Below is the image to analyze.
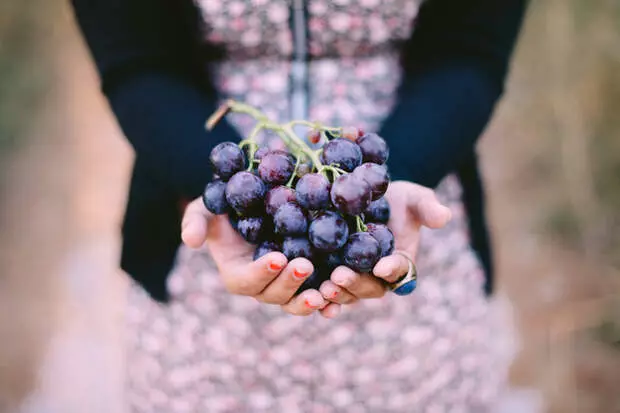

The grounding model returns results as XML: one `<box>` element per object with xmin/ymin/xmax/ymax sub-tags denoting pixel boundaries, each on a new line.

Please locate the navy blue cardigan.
<box><xmin>70</xmin><ymin>0</ymin><xmax>528</xmax><ymax>302</ymax></box>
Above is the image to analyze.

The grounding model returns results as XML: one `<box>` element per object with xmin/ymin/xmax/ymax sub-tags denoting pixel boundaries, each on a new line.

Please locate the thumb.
<box><xmin>404</xmin><ymin>184</ymin><xmax>452</xmax><ymax>229</ymax></box>
<box><xmin>181</xmin><ymin>197</ymin><xmax>213</xmax><ymax>248</ymax></box>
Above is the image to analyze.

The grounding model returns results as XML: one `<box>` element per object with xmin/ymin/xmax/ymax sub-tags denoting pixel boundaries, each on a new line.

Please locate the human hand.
<box><xmin>181</xmin><ymin>198</ymin><xmax>341</xmax><ymax>318</ymax></box>
<box><xmin>319</xmin><ymin>181</ymin><xmax>452</xmax><ymax>305</ymax></box>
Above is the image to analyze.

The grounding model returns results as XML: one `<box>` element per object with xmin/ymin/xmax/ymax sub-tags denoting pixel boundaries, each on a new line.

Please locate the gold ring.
<box><xmin>387</xmin><ymin>250</ymin><xmax>417</xmax><ymax>296</ymax></box>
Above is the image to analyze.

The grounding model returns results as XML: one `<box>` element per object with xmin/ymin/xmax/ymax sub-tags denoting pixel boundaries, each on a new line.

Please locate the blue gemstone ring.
<box><xmin>387</xmin><ymin>251</ymin><xmax>417</xmax><ymax>296</ymax></box>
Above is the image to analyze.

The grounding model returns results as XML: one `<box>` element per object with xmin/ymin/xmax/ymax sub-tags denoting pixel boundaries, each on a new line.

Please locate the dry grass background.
<box><xmin>0</xmin><ymin>1</ymin><xmax>619</xmax><ymax>412</ymax></box>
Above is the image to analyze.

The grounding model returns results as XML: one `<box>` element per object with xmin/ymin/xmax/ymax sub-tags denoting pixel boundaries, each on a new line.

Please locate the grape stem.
<box><xmin>286</xmin><ymin>156</ymin><xmax>302</xmax><ymax>187</ymax></box>
<box><xmin>206</xmin><ymin>100</ymin><xmax>344</xmax><ymax>172</ymax></box>
<box><xmin>355</xmin><ymin>215</ymin><xmax>368</xmax><ymax>233</ymax></box>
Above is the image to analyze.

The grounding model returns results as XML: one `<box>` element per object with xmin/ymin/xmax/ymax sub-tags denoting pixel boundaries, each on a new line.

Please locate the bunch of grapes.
<box><xmin>202</xmin><ymin>100</ymin><xmax>394</xmax><ymax>294</ymax></box>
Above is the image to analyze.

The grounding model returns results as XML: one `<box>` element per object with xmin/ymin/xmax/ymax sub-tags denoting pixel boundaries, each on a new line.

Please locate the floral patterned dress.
<box><xmin>125</xmin><ymin>1</ymin><xmax>517</xmax><ymax>412</ymax></box>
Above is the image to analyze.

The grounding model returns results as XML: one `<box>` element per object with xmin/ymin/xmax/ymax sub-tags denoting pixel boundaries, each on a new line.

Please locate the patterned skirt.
<box><xmin>124</xmin><ymin>176</ymin><xmax>518</xmax><ymax>413</ymax></box>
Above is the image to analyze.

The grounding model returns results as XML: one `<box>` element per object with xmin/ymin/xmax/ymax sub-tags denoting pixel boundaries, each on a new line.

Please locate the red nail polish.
<box><xmin>305</xmin><ymin>299</ymin><xmax>317</xmax><ymax>308</ymax></box>
<box><xmin>293</xmin><ymin>269</ymin><xmax>309</xmax><ymax>279</ymax></box>
<box><xmin>269</xmin><ymin>262</ymin><xmax>283</xmax><ymax>271</ymax></box>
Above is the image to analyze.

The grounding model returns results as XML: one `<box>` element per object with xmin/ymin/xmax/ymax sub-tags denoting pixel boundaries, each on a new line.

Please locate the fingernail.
<box><xmin>305</xmin><ymin>298</ymin><xmax>320</xmax><ymax>309</ymax></box>
<box><xmin>269</xmin><ymin>262</ymin><xmax>283</xmax><ymax>271</ymax></box>
<box><xmin>293</xmin><ymin>268</ymin><xmax>309</xmax><ymax>279</ymax></box>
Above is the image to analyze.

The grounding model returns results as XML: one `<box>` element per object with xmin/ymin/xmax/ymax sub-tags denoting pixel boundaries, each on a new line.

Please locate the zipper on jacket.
<box><xmin>289</xmin><ymin>0</ymin><xmax>310</xmax><ymax>124</ymax></box>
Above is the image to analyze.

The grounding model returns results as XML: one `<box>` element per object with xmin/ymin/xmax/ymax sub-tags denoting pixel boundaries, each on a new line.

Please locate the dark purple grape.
<box><xmin>354</xmin><ymin>163</ymin><xmax>390</xmax><ymax>200</ymax></box>
<box><xmin>237</xmin><ymin>217</ymin><xmax>264</xmax><ymax>244</ymax></box>
<box><xmin>365</xmin><ymin>197</ymin><xmax>390</xmax><ymax>223</ymax></box>
<box><xmin>308</xmin><ymin>211</ymin><xmax>349</xmax><ymax>252</ymax></box>
<box><xmin>265</xmin><ymin>186</ymin><xmax>296</xmax><ymax>216</ymax></box>
<box><xmin>258</xmin><ymin>152</ymin><xmax>295</xmax><ymax>186</ymax></box>
<box><xmin>202</xmin><ymin>180</ymin><xmax>229</xmax><ymax>215</ymax></box>
<box><xmin>296</xmin><ymin>162</ymin><xmax>312</xmax><ymax>178</ymax></box>
<box><xmin>253</xmin><ymin>240</ymin><xmax>281</xmax><ymax>261</ymax></box>
<box><xmin>320</xmin><ymin>138</ymin><xmax>362</xmax><ymax>172</ymax></box>
<box><xmin>295</xmin><ymin>267</ymin><xmax>330</xmax><ymax>294</ymax></box>
<box><xmin>273</xmin><ymin>202</ymin><xmax>308</xmax><ymax>235</ymax></box>
<box><xmin>254</xmin><ymin>146</ymin><xmax>270</xmax><ymax>161</ymax></box>
<box><xmin>210</xmin><ymin>142</ymin><xmax>246</xmax><ymax>180</ymax></box>
<box><xmin>225</xmin><ymin>171</ymin><xmax>266</xmax><ymax>215</ymax></box>
<box><xmin>330</xmin><ymin>173</ymin><xmax>372</xmax><ymax>216</ymax></box>
<box><xmin>357</xmin><ymin>133</ymin><xmax>389</xmax><ymax>165</ymax></box>
<box><xmin>282</xmin><ymin>237</ymin><xmax>313</xmax><ymax>261</ymax></box>
<box><xmin>322</xmin><ymin>252</ymin><xmax>343</xmax><ymax>271</ymax></box>
<box><xmin>295</xmin><ymin>173</ymin><xmax>331</xmax><ymax>210</ymax></box>
<box><xmin>366</xmin><ymin>223</ymin><xmax>394</xmax><ymax>257</ymax></box>
<box><xmin>343</xmin><ymin>232</ymin><xmax>380</xmax><ymax>273</ymax></box>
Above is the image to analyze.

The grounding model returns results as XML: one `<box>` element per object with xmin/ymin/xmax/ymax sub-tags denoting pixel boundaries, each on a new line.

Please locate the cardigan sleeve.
<box><xmin>70</xmin><ymin>0</ymin><xmax>240</xmax><ymax>199</ymax></box>
<box><xmin>380</xmin><ymin>0</ymin><xmax>528</xmax><ymax>187</ymax></box>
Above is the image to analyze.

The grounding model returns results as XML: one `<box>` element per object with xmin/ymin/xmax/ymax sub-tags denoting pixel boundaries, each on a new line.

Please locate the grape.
<box><xmin>308</xmin><ymin>211</ymin><xmax>349</xmax><ymax>252</ymax></box>
<box><xmin>254</xmin><ymin>240</ymin><xmax>281</xmax><ymax>260</ymax></box>
<box><xmin>282</xmin><ymin>237</ymin><xmax>313</xmax><ymax>261</ymax></box>
<box><xmin>237</xmin><ymin>217</ymin><xmax>265</xmax><ymax>244</ymax></box>
<box><xmin>210</xmin><ymin>142</ymin><xmax>246</xmax><ymax>180</ymax></box>
<box><xmin>202</xmin><ymin>180</ymin><xmax>229</xmax><ymax>214</ymax></box>
<box><xmin>357</xmin><ymin>133</ymin><xmax>389</xmax><ymax>165</ymax></box>
<box><xmin>366</xmin><ymin>223</ymin><xmax>394</xmax><ymax>257</ymax></box>
<box><xmin>343</xmin><ymin>232</ymin><xmax>381</xmax><ymax>273</ymax></box>
<box><xmin>254</xmin><ymin>146</ymin><xmax>270</xmax><ymax>161</ymax></box>
<box><xmin>322</xmin><ymin>251</ymin><xmax>343</xmax><ymax>271</ymax></box>
<box><xmin>330</xmin><ymin>173</ymin><xmax>372</xmax><ymax>216</ymax></box>
<box><xmin>296</xmin><ymin>162</ymin><xmax>312</xmax><ymax>178</ymax></box>
<box><xmin>265</xmin><ymin>186</ymin><xmax>296</xmax><ymax>216</ymax></box>
<box><xmin>342</xmin><ymin>126</ymin><xmax>361</xmax><ymax>142</ymax></box>
<box><xmin>225</xmin><ymin>171</ymin><xmax>266</xmax><ymax>215</ymax></box>
<box><xmin>320</xmin><ymin>138</ymin><xmax>362</xmax><ymax>172</ymax></box>
<box><xmin>308</xmin><ymin>129</ymin><xmax>322</xmax><ymax>144</ymax></box>
<box><xmin>365</xmin><ymin>197</ymin><xmax>390</xmax><ymax>223</ymax></box>
<box><xmin>273</xmin><ymin>202</ymin><xmax>308</xmax><ymax>236</ymax></box>
<box><xmin>353</xmin><ymin>163</ymin><xmax>390</xmax><ymax>200</ymax></box>
<box><xmin>258</xmin><ymin>152</ymin><xmax>295</xmax><ymax>186</ymax></box>
<box><xmin>295</xmin><ymin>173</ymin><xmax>331</xmax><ymax>210</ymax></box>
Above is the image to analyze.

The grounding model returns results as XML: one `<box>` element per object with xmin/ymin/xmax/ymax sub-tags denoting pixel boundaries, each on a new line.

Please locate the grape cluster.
<box><xmin>202</xmin><ymin>101</ymin><xmax>395</xmax><ymax>294</ymax></box>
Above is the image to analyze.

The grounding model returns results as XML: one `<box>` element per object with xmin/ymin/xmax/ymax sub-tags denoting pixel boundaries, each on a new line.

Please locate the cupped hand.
<box><xmin>181</xmin><ymin>198</ymin><xmax>341</xmax><ymax>319</ymax></box>
<box><xmin>321</xmin><ymin>181</ymin><xmax>452</xmax><ymax>305</ymax></box>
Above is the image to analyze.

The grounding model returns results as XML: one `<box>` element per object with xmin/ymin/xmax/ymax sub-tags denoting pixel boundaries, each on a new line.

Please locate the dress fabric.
<box><xmin>125</xmin><ymin>1</ymin><xmax>517</xmax><ymax>411</ymax></box>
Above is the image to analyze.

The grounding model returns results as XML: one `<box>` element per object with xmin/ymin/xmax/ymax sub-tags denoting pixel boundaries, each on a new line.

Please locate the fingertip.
<box><xmin>319</xmin><ymin>280</ymin><xmax>340</xmax><ymax>300</ymax></box>
<box><xmin>372</xmin><ymin>256</ymin><xmax>393</xmax><ymax>278</ymax></box>
<box><xmin>181</xmin><ymin>222</ymin><xmax>206</xmax><ymax>249</ymax></box>
<box><xmin>419</xmin><ymin>199</ymin><xmax>452</xmax><ymax>229</ymax></box>
<box><xmin>331</xmin><ymin>266</ymin><xmax>358</xmax><ymax>288</ymax></box>
<box><xmin>289</xmin><ymin>257</ymin><xmax>315</xmax><ymax>277</ymax></box>
<box><xmin>301</xmin><ymin>289</ymin><xmax>325</xmax><ymax>309</ymax></box>
<box><xmin>256</xmin><ymin>251</ymin><xmax>288</xmax><ymax>272</ymax></box>
<box><xmin>320</xmin><ymin>303</ymin><xmax>342</xmax><ymax>319</ymax></box>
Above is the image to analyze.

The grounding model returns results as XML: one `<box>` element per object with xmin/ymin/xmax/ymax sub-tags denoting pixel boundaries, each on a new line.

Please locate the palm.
<box><xmin>205</xmin><ymin>215</ymin><xmax>255</xmax><ymax>268</ymax></box>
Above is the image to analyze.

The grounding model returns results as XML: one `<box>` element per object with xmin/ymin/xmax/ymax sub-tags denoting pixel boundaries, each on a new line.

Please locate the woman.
<box><xmin>71</xmin><ymin>0</ymin><xmax>528</xmax><ymax>411</ymax></box>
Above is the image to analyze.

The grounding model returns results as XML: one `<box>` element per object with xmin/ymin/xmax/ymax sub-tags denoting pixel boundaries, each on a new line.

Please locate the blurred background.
<box><xmin>0</xmin><ymin>0</ymin><xmax>619</xmax><ymax>412</ymax></box>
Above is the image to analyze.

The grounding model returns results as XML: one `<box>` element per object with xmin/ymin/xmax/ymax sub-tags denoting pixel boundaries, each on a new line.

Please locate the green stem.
<box><xmin>286</xmin><ymin>156</ymin><xmax>302</xmax><ymax>187</ymax></box>
<box><xmin>281</xmin><ymin>124</ymin><xmax>323</xmax><ymax>171</ymax></box>
<box><xmin>355</xmin><ymin>215</ymin><xmax>368</xmax><ymax>233</ymax></box>
<box><xmin>208</xmin><ymin>100</ymin><xmax>326</xmax><ymax>171</ymax></box>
